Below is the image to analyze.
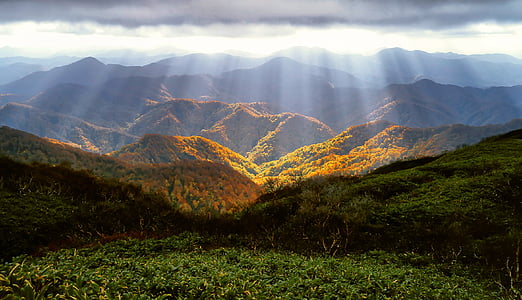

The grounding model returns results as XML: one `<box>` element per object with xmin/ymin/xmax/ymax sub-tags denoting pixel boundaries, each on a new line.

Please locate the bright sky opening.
<box><xmin>0</xmin><ymin>0</ymin><xmax>521</xmax><ymax>58</ymax></box>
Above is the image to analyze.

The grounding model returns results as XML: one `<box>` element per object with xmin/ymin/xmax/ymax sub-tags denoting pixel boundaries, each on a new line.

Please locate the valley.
<box><xmin>1</xmin><ymin>47</ymin><xmax>522</xmax><ymax>298</ymax></box>
<box><xmin>3</xmin><ymin>0</ymin><xmax>522</xmax><ymax>297</ymax></box>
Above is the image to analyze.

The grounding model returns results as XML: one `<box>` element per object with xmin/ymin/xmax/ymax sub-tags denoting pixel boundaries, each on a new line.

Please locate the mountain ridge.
<box><xmin>0</xmin><ymin>126</ymin><xmax>260</xmax><ymax>213</ymax></box>
<box><xmin>260</xmin><ymin>118</ymin><xmax>522</xmax><ymax>177</ymax></box>
<box><xmin>109</xmin><ymin>134</ymin><xmax>260</xmax><ymax>178</ymax></box>
<box><xmin>2</xmin><ymin>51</ymin><xmax>522</xmax><ymax>133</ymax></box>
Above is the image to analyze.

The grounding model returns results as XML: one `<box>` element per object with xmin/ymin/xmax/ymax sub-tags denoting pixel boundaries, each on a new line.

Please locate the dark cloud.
<box><xmin>0</xmin><ymin>0</ymin><xmax>520</xmax><ymax>29</ymax></box>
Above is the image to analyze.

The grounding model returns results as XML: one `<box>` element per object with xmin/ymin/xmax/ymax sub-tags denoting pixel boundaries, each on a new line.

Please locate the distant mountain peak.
<box><xmin>376</xmin><ymin>47</ymin><xmax>407</xmax><ymax>55</ymax></box>
<box><xmin>70</xmin><ymin>56</ymin><xmax>105</xmax><ymax>67</ymax></box>
<box><xmin>376</xmin><ymin>47</ymin><xmax>430</xmax><ymax>57</ymax></box>
<box><xmin>262</xmin><ymin>56</ymin><xmax>301</xmax><ymax>67</ymax></box>
<box><xmin>411</xmin><ymin>78</ymin><xmax>438</xmax><ymax>86</ymax></box>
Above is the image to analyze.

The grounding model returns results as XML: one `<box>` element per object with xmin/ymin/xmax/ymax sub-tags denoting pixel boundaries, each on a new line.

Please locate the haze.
<box><xmin>1</xmin><ymin>0</ymin><xmax>522</xmax><ymax>58</ymax></box>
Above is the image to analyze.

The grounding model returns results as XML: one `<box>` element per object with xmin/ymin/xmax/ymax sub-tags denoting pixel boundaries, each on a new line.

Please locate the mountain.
<box><xmin>362</xmin><ymin>79</ymin><xmax>522</xmax><ymax>128</ymax></box>
<box><xmin>216</xmin><ymin>57</ymin><xmax>360</xmax><ymax>116</ymax></box>
<box><xmin>151</xmin><ymin>53</ymin><xmax>266</xmax><ymax>76</ymax></box>
<box><xmin>432</xmin><ymin>51</ymin><xmax>522</xmax><ymax>65</ymax></box>
<box><xmin>0</xmin><ymin>57</ymin><xmax>200</xmax><ymax>98</ymax></box>
<box><xmin>109</xmin><ymin>134</ymin><xmax>260</xmax><ymax>178</ymax></box>
<box><xmin>1</xmin><ymin>57</ymin><xmax>108</xmax><ymax>96</ymax></box>
<box><xmin>0</xmin><ymin>126</ymin><xmax>260</xmax><ymax>213</ymax></box>
<box><xmin>239</xmin><ymin>113</ymin><xmax>337</xmax><ymax>164</ymax></box>
<box><xmin>0</xmin><ymin>62</ymin><xmax>43</xmax><ymax>85</ymax></box>
<box><xmin>277</xmin><ymin>47</ymin><xmax>522</xmax><ymax>87</ymax></box>
<box><xmin>24</xmin><ymin>79</ymin><xmax>174</xmax><ymax>128</ymax></box>
<box><xmin>0</xmin><ymin>102</ymin><xmax>138</xmax><ymax>153</ymax></box>
<box><xmin>129</xmin><ymin>99</ymin><xmax>335</xmax><ymax>163</ymax></box>
<box><xmin>323</xmin><ymin>79</ymin><xmax>522</xmax><ymax>130</ymax></box>
<box><xmin>261</xmin><ymin>119</ymin><xmax>522</xmax><ymax>177</ymax></box>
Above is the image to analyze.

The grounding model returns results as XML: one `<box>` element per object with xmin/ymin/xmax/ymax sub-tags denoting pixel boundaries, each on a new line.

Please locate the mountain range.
<box><xmin>106</xmin><ymin>117</ymin><xmax>522</xmax><ymax>178</ymax></box>
<box><xmin>2</xmin><ymin>49</ymin><xmax>522</xmax><ymax>134</ymax></box>
<box><xmin>274</xmin><ymin>47</ymin><xmax>522</xmax><ymax>87</ymax></box>
<box><xmin>3</xmin><ymin>115</ymin><xmax>522</xmax><ymax>183</ymax></box>
<box><xmin>260</xmin><ymin>118</ymin><xmax>522</xmax><ymax>177</ymax></box>
<box><xmin>0</xmin><ymin>95</ymin><xmax>335</xmax><ymax>162</ymax></box>
<box><xmin>1</xmin><ymin>47</ymin><xmax>522</xmax><ymax>188</ymax></box>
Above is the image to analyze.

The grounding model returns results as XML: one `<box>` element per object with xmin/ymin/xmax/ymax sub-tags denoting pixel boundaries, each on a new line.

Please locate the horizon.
<box><xmin>1</xmin><ymin>46</ymin><xmax>522</xmax><ymax>63</ymax></box>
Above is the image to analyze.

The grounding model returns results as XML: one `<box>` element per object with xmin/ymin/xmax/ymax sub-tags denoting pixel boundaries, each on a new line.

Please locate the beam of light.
<box><xmin>2</xmin><ymin>16</ymin><xmax>522</xmax><ymax>165</ymax></box>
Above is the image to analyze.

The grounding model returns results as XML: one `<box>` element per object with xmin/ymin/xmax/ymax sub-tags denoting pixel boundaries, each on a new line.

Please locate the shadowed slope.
<box><xmin>0</xmin><ymin>102</ymin><xmax>138</xmax><ymax>153</ymax></box>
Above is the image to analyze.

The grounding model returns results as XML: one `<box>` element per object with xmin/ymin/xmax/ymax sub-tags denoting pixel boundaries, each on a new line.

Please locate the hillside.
<box><xmin>0</xmin><ymin>156</ymin><xmax>173</xmax><ymax>259</ymax></box>
<box><xmin>110</xmin><ymin>134</ymin><xmax>260</xmax><ymax>178</ymax></box>
<box><xmin>1</xmin><ymin>234</ymin><xmax>505</xmax><ymax>299</ymax></box>
<box><xmin>261</xmin><ymin>119</ymin><xmax>522</xmax><ymax>177</ymax></box>
<box><xmin>0</xmin><ymin>126</ymin><xmax>260</xmax><ymax>213</ymax></box>
<box><xmin>239</xmin><ymin>128</ymin><xmax>522</xmax><ymax>279</ymax></box>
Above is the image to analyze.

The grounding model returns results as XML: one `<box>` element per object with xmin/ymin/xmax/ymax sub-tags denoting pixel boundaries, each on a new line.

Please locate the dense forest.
<box><xmin>1</xmin><ymin>128</ymin><xmax>521</xmax><ymax>298</ymax></box>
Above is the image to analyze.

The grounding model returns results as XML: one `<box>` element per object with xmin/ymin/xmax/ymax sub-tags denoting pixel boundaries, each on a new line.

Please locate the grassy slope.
<box><xmin>0</xmin><ymin>234</ymin><xmax>507</xmax><ymax>299</ymax></box>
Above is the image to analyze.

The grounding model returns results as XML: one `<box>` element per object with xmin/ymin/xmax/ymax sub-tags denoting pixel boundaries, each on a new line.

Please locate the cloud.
<box><xmin>0</xmin><ymin>0</ymin><xmax>521</xmax><ymax>29</ymax></box>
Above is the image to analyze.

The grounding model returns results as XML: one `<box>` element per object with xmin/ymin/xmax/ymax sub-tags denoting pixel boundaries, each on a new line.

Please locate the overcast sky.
<box><xmin>1</xmin><ymin>0</ymin><xmax>522</xmax><ymax>57</ymax></box>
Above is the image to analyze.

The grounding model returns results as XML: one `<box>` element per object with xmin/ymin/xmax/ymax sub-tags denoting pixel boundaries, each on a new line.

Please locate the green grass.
<box><xmin>0</xmin><ymin>233</ymin><xmax>509</xmax><ymax>299</ymax></box>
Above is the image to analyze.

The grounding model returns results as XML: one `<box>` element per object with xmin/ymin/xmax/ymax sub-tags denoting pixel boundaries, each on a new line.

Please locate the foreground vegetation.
<box><xmin>0</xmin><ymin>233</ymin><xmax>510</xmax><ymax>299</ymax></box>
<box><xmin>1</xmin><ymin>129</ymin><xmax>522</xmax><ymax>298</ymax></box>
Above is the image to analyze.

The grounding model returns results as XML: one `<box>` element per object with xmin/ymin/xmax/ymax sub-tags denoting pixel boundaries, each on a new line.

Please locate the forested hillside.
<box><xmin>261</xmin><ymin>119</ymin><xmax>522</xmax><ymax>177</ymax></box>
<box><xmin>109</xmin><ymin>134</ymin><xmax>259</xmax><ymax>178</ymax></box>
<box><xmin>0</xmin><ymin>156</ymin><xmax>175</xmax><ymax>259</ymax></box>
<box><xmin>0</xmin><ymin>126</ymin><xmax>260</xmax><ymax>214</ymax></box>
